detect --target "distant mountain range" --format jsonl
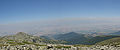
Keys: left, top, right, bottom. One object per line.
{"left": 41, "top": 31, "right": 120, "bottom": 45}
{"left": 109, "top": 31, "right": 120, "bottom": 35}
{"left": 1, "top": 31, "right": 120, "bottom": 46}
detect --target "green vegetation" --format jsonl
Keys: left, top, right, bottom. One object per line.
{"left": 1, "top": 32, "right": 120, "bottom": 47}
{"left": 55, "top": 46, "right": 71, "bottom": 49}
{"left": 51, "top": 32, "right": 120, "bottom": 45}
{"left": 96, "top": 37, "right": 120, "bottom": 45}
{"left": 33, "top": 44, "right": 46, "bottom": 46}
{"left": 0, "top": 32, "right": 66, "bottom": 46}
{"left": 73, "top": 44, "right": 92, "bottom": 47}
{"left": 0, "top": 44, "right": 8, "bottom": 47}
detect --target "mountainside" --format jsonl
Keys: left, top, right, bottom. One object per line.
{"left": 88, "top": 35, "right": 120, "bottom": 45}
{"left": 2, "top": 31, "right": 120, "bottom": 46}
{"left": 42, "top": 32, "right": 120, "bottom": 45}
{"left": 52, "top": 32, "right": 91, "bottom": 44}
{"left": 53, "top": 32, "right": 86, "bottom": 39}
{"left": 109, "top": 31, "right": 120, "bottom": 35}
{"left": 0, "top": 32, "right": 66, "bottom": 46}
{"left": 96, "top": 37, "right": 120, "bottom": 45}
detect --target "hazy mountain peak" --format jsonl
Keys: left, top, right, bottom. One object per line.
{"left": 15, "top": 32, "right": 29, "bottom": 36}
{"left": 66, "top": 32, "right": 79, "bottom": 35}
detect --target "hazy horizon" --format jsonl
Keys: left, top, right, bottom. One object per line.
{"left": 0, "top": 0, "right": 120, "bottom": 35}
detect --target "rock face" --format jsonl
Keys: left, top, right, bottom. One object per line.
{"left": 0, "top": 44, "right": 120, "bottom": 50}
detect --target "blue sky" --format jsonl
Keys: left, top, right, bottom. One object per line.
{"left": 0, "top": 0, "right": 120, "bottom": 24}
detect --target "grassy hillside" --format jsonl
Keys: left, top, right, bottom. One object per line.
{"left": 96, "top": 37, "right": 120, "bottom": 45}
{"left": 45, "top": 32, "right": 120, "bottom": 45}
{"left": 0, "top": 32, "right": 66, "bottom": 46}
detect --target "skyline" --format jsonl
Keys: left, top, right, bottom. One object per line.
{"left": 0, "top": 0, "right": 120, "bottom": 35}
{"left": 1, "top": 0, "right": 120, "bottom": 49}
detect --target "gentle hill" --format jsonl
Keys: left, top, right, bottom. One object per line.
{"left": 88, "top": 35, "right": 120, "bottom": 45}
{"left": 109, "top": 31, "right": 120, "bottom": 35}
{"left": 96, "top": 37, "right": 120, "bottom": 45}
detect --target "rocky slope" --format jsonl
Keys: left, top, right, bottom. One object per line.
{"left": 0, "top": 32, "right": 66, "bottom": 46}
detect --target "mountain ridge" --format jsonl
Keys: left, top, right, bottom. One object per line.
{"left": 41, "top": 32, "right": 120, "bottom": 45}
